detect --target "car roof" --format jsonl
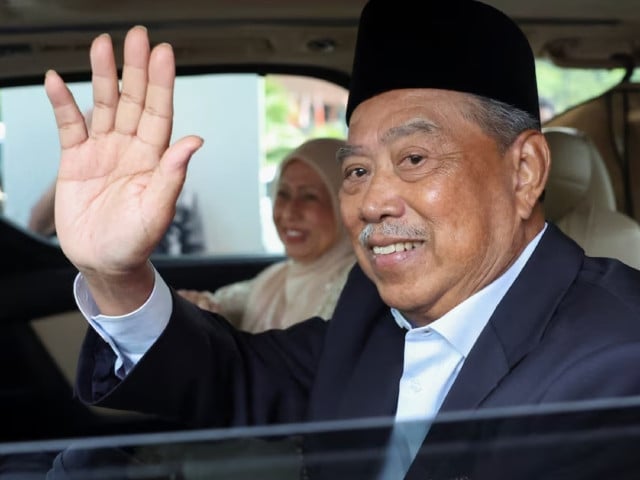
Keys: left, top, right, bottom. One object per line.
{"left": 1, "top": 0, "right": 639, "bottom": 85}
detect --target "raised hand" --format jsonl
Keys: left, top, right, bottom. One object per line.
{"left": 44, "top": 26, "right": 203, "bottom": 314}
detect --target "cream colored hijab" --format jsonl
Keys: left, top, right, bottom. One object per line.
{"left": 241, "top": 137, "right": 356, "bottom": 331}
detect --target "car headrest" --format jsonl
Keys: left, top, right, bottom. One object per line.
{"left": 543, "top": 126, "right": 617, "bottom": 221}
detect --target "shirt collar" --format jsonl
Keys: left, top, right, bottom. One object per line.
{"left": 391, "top": 223, "right": 548, "bottom": 357}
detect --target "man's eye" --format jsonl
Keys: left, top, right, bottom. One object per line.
{"left": 345, "top": 167, "right": 367, "bottom": 179}
{"left": 406, "top": 154, "right": 425, "bottom": 165}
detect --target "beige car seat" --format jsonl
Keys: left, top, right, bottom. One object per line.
{"left": 545, "top": 82, "right": 640, "bottom": 218}
{"left": 543, "top": 126, "right": 640, "bottom": 269}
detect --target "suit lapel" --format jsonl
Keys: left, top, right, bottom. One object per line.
{"left": 440, "top": 224, "right": 584, "bottom": 412}
{"left": 309, "top": 264, "right": 405, "bottom": 421}
{"left": 336, "top": 307, "right": 405, "bottom": 418}
{"left": 305, "top": 265, "right": 404, "bottom": 479}
{"left": 407, "top": 225, "right": 586, "bottom": 479}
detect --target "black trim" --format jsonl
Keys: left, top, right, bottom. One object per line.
{"left": 0, "top": 63, "right": 350, "bottom": 90}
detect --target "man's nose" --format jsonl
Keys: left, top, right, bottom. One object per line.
{"left": 359, "top": 170, "right": 404, "bottom": 223}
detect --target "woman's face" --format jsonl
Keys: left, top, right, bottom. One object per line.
{"left": 273, "top": 159, "right": 339, "bottom": 263}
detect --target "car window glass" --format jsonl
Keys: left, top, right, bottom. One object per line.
{"left": 2, "top": 396, "right": 640, "bottom": 478}
{"left": 535, "top": 58, "right": 627, "bottom": 121}
{"left": 4, "top": 63, "right": 624, "bottom": 254}
{"left": 0, "top": 73, "right": 348, "bottom": 257}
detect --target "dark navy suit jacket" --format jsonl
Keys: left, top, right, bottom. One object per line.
{"left": 75, "top": 223, "right": 640, "bottom": 478}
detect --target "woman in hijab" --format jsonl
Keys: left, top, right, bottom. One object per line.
{"left": 178, "top": 137, "right": 356, "bottom": 332}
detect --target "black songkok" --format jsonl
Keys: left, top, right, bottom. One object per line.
{"left": 346, "top": 0, "right": 540, "bottom": 125}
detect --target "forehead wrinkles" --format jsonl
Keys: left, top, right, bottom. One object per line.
{"left": 340, "top": 117, "right": 440, "bottom": 164}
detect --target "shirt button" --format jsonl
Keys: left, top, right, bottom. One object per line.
{"left": 410, "top": 379, "right": 422, "bottom": 393}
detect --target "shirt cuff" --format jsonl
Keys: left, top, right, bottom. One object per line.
{"left": 74, "top": 266, "right": 172, "bottom": 378}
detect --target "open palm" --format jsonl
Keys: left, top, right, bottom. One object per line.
{"left": 43, "top": 26, "right": 203, "bottom": 313}
{"left": 44, "top": 27, "right": 202, "bottom": 280}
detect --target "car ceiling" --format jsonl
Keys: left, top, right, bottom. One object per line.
{"left": 0, "top": 0, "right": 638, "bottom": 83}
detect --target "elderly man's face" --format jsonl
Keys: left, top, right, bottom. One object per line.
{"left": 340, "top": 89, "right": 526, "bottom": 325}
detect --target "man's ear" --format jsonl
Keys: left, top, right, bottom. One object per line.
{"left": 510, "top": 130, "right": 550, "bottom": 220}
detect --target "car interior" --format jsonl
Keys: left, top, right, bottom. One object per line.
{"left": 1, "top": 0, "right": 640, "bottom": 473}
{"left": 542, "top": 126, "right": 640, "bottom": 269}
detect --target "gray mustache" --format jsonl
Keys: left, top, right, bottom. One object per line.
{"left": 359, "top": 223, "right": 428, "bottom": 247}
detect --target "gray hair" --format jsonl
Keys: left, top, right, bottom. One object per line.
{"left": 463, "top": 94, "right": 540, "bottom": 154}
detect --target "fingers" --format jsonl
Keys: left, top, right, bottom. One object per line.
{"left": 177, "top": 289, "right": 199, "bottom": 302}
{"left": 44, "top": 70, "right": 88, "bottom": 150}
{"left": 45, "top": 27, "right": 150, "bottom": 149}
{"left": 197, "top": 298, "right": 220, "bottom": 313}
{"left": 90, "top": 25, "right": 175, "bottom": 154}
{"left": 89, "top": 33, "right": 119, "bottom": 135}
{"left": 177, "top": 289, "right": 221, "bottom": 314}
{"left": 136, "top": 42, "right": 176, "bottom": 152}
{"left": 115, "top": 26, "right": 151, "bottom": 136}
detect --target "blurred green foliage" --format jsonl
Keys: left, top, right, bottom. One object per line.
{"left": 263, "top": 76, "right": 346, "bottom": 168}
{"left": 264, "top": 63, "right": 632, "bottom": 167}
{"left": 535, "top": 59, "right": 626, "bottom": 117}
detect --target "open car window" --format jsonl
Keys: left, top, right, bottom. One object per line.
{"left": 1, "top": 63, "right": 633, "bottom": 257}
{"left": 0, "top": 73, "right": 348, "bottom": 257}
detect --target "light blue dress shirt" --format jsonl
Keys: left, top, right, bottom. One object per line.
{"left": 75, "top": 267, "right": 171, "bottom": 378}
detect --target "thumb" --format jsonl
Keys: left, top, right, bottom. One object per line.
{"left": 144, "top": 134, "right": 204, "bottom": 229}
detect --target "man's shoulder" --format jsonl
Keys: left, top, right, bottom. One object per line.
{"left": 547, "top": 255, "right": 640, "bottom": 346}
{"left": 575, "top": 255, "right": 640, "bottom": 315}
{"left": 337, "top": 263, "right": 380, "bottom": 300}
{"left": 330, "top": 263, "right": 389, "bottom": 321}
{"left": 533, "top": 224, "right": 640, "bottom": 317}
